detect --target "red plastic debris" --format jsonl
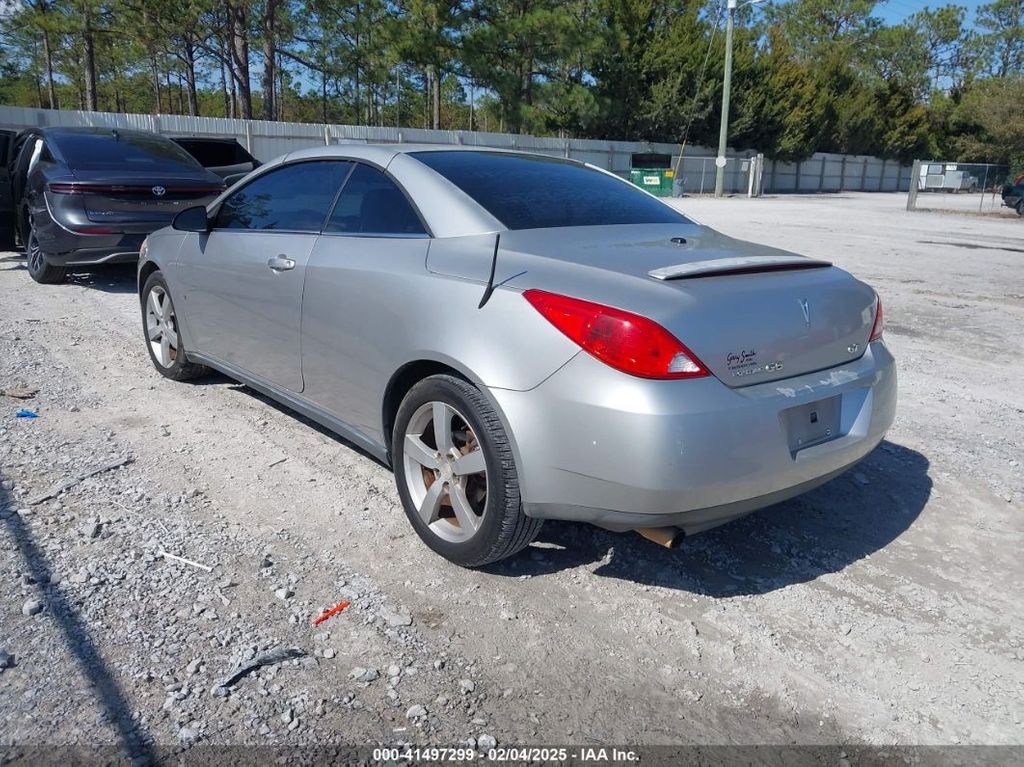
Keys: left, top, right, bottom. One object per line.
{"left": 312, "top": 600, "right": 351, "bottom": 626}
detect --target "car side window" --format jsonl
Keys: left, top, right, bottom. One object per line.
{"left": 213, "top": 160, "right": 351, "bottom": 232}
{"left": 325, "top": 163, "right": 426, "bottom": 236}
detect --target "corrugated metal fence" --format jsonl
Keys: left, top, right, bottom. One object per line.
{"left": 0, "top": 105, "right": 913, "bottom": 194}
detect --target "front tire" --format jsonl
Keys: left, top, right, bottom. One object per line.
{"left": 140, "top": 271, "right": 208, "bottom": 381}
{"left": 393, "top": 374, "right": 542, "bottom": 567}
{"left": 25, "top": 223, "right": 66, "bottom": 285}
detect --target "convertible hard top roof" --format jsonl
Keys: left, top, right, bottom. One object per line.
{"left": 283, "top": 142, "right": 573, "bottom": 166}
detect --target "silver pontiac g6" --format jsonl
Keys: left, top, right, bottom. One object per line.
{"left": 137, "top": 145, "right": 896, "bottom": 566}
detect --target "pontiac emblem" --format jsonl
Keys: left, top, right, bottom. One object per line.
{"left": 152, "top": 185, "right": 166, "bottom": 197}
{"left": 798, "top": 298, "right": 810, "bottom": 327}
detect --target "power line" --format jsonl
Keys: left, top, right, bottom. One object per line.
{"left": 673, "top": 1, "right": 726, "bottom": 178}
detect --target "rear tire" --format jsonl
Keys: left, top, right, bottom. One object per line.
{"left": 140, "top": 271, "right": 209, "bottom": 381}
{"left": 1016, "top": 201, "right": 1024, "bottom": 218}
{"left": 25, "top": 223, "right": 66, "bottom": 285}
{"left": 393, "top": 374, "right": 542, "bottom": 567}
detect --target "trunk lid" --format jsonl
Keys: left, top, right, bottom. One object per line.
{"left": 651, "top": 259, "right": 875, "bottom": 387}
{"left": 490, "top": 224, "right": 878, "bottom": 387}
{"left": 62, "top": 170, "right": 222, "bottom": 226}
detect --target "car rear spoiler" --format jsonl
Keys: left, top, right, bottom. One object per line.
{"left": 648, "top": 255, "right": 832, "bottom": 281}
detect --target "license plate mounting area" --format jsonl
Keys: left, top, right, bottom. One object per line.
{"left": 782, "top": 395, "right": 842, "bottom": 455}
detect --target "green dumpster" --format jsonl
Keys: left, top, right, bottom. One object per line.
{"left": 628, "top": 153, "right": 674, "bottom": 197}
{"left": 629, "top": 167, "right": 674, "bottom": 197}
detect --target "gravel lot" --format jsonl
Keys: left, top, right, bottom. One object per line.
{"left": 1, "top": 192, "right": 1022, "bottom": 756}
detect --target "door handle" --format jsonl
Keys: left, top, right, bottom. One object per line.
{"left": 267, "top": 255, "right": 296, "bottom": 272}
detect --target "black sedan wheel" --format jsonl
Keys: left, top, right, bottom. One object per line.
{"left": 25, "top": 224, "right": 67, "bottom": 285}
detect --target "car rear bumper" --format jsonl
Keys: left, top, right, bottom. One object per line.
{"left": 36, "top": 190, "right": 213, "bottom": 264}
{"left": 44, "top": 234, "right": 146, "bottom": 265}
{"left": 490, "top": 342, "right": 897, "bottom": 534}
{"left": 34, "top": 209, "right": 146, "bottom": 265}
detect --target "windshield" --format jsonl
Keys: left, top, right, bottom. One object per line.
{"left": 411, "top": 150, "right": 692, "bottom": 230}
{"left": 51, "top": 131, "right": 206, "bottom": 173}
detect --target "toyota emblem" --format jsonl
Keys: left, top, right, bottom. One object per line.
{"left": 151, "top": 185, "right": 166, "bottom": 197}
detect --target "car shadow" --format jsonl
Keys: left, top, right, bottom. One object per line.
{"left": 0, "top": 477, "right": 156, "bottom": 760}
{"left": 0, "top": 253, "right": 28, "bottom": 271}
{"left": 64, "top": 263, "right": 138, "bottom": 294}
{"left": 226, "top": 382, "right": 391, "bottom": 469}
{"left": 484, "top": 441, "right": 930, "bottom": 597}
{"left": 0, "top": 255, "right": 137, "bottom": 295}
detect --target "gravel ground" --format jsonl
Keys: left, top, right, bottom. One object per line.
{"left": 1, "top": 192, "right": 1022, "bottom": 756}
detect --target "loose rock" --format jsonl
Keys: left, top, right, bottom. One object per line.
{"left": 350, "top": 667, "right": 379, "bottom": 683}
{"left": 478, "top": 734, "right": 497, "bottom": 750}
{"left": 379, "top": 607, "right": 413, "bottom": 627}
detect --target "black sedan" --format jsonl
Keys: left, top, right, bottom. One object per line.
{"left": 8, "top": 127, "right": 224, "bottom": 284}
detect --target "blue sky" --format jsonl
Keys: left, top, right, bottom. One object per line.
{"left": 873, "top": 0, "right": 990, "bottom": 26}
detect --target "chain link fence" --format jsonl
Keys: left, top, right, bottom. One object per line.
{"left": 666, "top": 154, "right": 765, "bottom": 197}
{"left": 906, "top": 160, "right": 1019, "bottom": 217}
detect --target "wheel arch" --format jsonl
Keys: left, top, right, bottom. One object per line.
{"left": 380, "top": 357, "right": 525, "bottom": 479}
{"left": 138, "top": 259, "right": 162, "bottom": 299}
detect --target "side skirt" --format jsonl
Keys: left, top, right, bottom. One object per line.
{"left": 186, "top": 351, "right": 391, "bottom": 468}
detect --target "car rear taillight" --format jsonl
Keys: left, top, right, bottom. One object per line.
{"left": 523, "top": 289, "right": 708, "bottom": 380}
{"left": 47, "top": 182, "right": 222, "bottom": 196}
{"left": 870, "top": 296, "right": 884, "bottom": 342}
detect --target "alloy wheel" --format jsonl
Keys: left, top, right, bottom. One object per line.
{"left": 402, "top": 401, "right": 488, "bottom": 543}
{"left": 145, "top": 285, "right": 180, "bottom": 368}
{"left": 27, "top": 229, "right": 45, "bottom": 274}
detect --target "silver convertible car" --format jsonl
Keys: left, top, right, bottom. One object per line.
{"left": 137, "top": 145, "right": 896, "bottom": 566}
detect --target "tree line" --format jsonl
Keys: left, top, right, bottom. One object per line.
{"left": 0, "top": 0, "right": 1021, "bottom": 166}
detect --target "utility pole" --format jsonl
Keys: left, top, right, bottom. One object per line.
{"left": 714, "top": 0, "right": 737, "bottom": 198}
{"left": 715, "top": 0, "right": 762, "bottom": 197}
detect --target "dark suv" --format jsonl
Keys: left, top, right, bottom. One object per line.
{"left": 1002, "top": 174, "right": 1024, "bottom": 216}
{"left": 8, "top": 127, "right": 224, "bottom": 284}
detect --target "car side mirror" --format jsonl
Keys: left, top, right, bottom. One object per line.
{"left": 172, "top": 205, "right": 210, "bottom": 233}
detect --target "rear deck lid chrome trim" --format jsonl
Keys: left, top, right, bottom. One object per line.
{"left": 648, "top": 255, "right": 832, "bottom": 281}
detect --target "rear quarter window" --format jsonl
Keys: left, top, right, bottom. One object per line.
{"left": 325, "top": 163, "right": 426, "bottom": 236}
{"left": 50, "top": 131, "right": 205, "bottom": 173}
{"left": 411, "top": 150, "right": 691, "bottom": 230}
